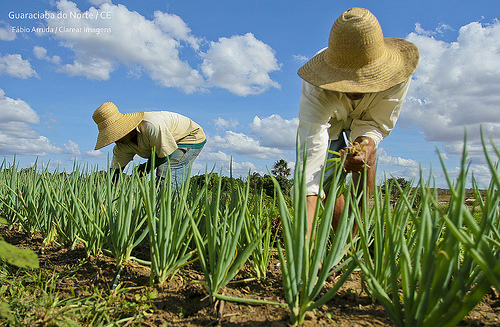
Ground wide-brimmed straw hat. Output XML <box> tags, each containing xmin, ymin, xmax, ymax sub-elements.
<box><xmin>298</xmin><ymin>7</ymin><xmax>419</xmax><ymax>93</ymax></box>
<box><xmin>92</xmin><ymin>102</ymin><xmax>144</xmax><ymax>150</ymax></box>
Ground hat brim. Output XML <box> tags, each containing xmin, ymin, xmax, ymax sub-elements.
<box><xmin>94</xmin><ymin>112</ymin><xmax>144</xmax><ymax>150</ymax></box>
<box><xmin>298</xmin><ymin>38</ymin><xmax>419</xmax><ymax>93</ymax></box>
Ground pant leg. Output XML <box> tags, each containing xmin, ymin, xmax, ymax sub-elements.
<box><xmin>156</xmin><ymin>147</ymin><xmax>203</xmax><ymax>186</ymax></box>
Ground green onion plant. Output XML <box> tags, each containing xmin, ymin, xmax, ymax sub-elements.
<box><xmin>275</xmin><ymin>140</ymin><xmax>358</xmax><ymax>326</ymax></box>
<box><xmin>355</xmin><ymin>133</ymin><xmax>497</xmax><ymax>327</ymax></box>
<box><xmin>444</xmin><ymin>131</ymin><xmax>500</xmax><ymax>291</ymax></box>
<box><xmin>60</xmin><ymin>167</ymin><xmax>109</xmax><ymax>257</ymax></box>
<box><xmin>137</xmin><ymin>158</ymin><xmax>199</xmax><ymax>286</ymax></box>
<box><xmin>188</xmin><ymin>171</ymin><xmax>266</xmax><ymax>307</ymax></box>
<box><xmin>242</xmin><ymin>189</ymin><xmax>279</xmax><ymax>280</ymax></box>
<box><xmin>104</xmin><ymin>170</ymin><xmax>148</xmax><ymax>270</ymax></box>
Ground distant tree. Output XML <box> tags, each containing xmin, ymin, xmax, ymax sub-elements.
<box><xmin>381</xmin><ymin>177</ymin><xmax>420</xmax><ymax>208</ymax></box>
<box><xmin>271</xmin><ymin>159</ymin><xmax>291</xmax><ymax>179</ymax></box>
<box><xmin>381</xmin><ymin>177</ymin><xmax>410</xmax><ymax>202</ymax></box>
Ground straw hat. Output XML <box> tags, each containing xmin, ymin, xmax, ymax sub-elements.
<box><xmin>92</xmin><ymin>102</ymin><xmax>144</xmax><ymax>150</ymax></box>
<box><xmin>298</xmin><ymin>7</ymin><xmax>419</xmax><ymax>93</ymax></box>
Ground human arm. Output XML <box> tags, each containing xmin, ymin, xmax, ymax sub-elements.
<box><xmin>298</xmin><ymin>81</ymin><xmax>334</xmax><ymax>198</ymax></box>
<box><xmin>340</xmin><ymin>136</ymin><xmax>376</xmax><ymax>174</ymax></box>
<box><xmin>109</xmin><ymin>144</ymin><xmax>134</xmax><ymax>182</ymax></box>
<box><xmin>137</xmin><ymin>154</ymin><xmax>169</xmax><ymax>177</ymax></box>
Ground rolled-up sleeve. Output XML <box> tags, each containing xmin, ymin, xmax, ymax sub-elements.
<box><xmin>111</xmin><ymin>145</ymin><xmax>135</xmax><ymax>169</ymax></box>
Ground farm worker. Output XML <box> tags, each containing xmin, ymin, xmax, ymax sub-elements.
<box><xmin>297</xmin><ymin>8</ymin><xmax>419</xmax><ymax>237</ymax></box>
<box><xmin>92</xmin><ymin>102</ymin><xmax>206</xmax><ymax>183</ymax></box>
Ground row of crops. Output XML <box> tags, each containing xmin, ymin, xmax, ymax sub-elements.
<box><xmin>1</xmin><ymin>134</ymin><xmax>499</xmax><ymax>326</ymax></box>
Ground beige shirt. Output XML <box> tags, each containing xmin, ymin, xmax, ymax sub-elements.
<box><xmin>111</xmin><ymin>111</ymin><xmax>206</xmax><ymax>169</ymax></box>
<box><xmin>298</xmin><ymin>78</ymin><xmax>411</xmax><ymax>196</ymax></box>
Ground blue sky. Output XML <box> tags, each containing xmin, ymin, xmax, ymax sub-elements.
<box><xmin>1</xmin><ymin>0</ymin><xmax>499</xmax><ymax>188</ymax></box>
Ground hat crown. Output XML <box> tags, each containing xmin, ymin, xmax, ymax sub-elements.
<box><xmin>93</xmin><ymin>102</ymin><xmax>122</xmax><ymax>131</ymax></box>
<box><xmin>327</xmin><ymin>8</ymin><xmax>385</xmax><ymax>68</ymax></box>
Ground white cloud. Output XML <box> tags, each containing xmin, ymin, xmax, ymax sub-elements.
<box><xmin>250</xmin><ymin>115</ymin><xmax>298</xmax><ymax>149</ymax></box>
<box><xmin>214</xmin><ymin>117</ymin><xmax>239</xmax><ymax>129</ymax></box>
<box><xmin>64</xmin><ymin>140</ymin><xmax>80</xmax><ymax>154</ymax></box>
<box><xmin>196</xmin><ymin>149</ymin><xmax>260</xmax><ymax>176</ymax></box>
<box><xmin>0</xmin><ymin>54</ymin><xmax>38</xmax><ymax>79</ymax></box>
<box><xmin>377</xmin><ymin>148</ymin><xmax>420</xmax><ymax>168</ymax></box>
<box><xmin>58</xmin><ymin>58</ymin><xmax>115</xmax><ymax>80</ymax></box>
<box><xmin>212</xmin><ymin>131</ymin><xmax>283</xmax><ymax>159</ymax></box>
<box><xmin>293</xmin><ymin>54</ymin><xmax>308</xmax><ymax>64</ymax></box>
<box><xmin>0</xmin><ymin>23</ymin><xmax>16</xmax><ymax>41</ymax></box>
<box><xmin>38</xmin><ymin>1</ymin><xmax>281</xmax><ymax>95</ymax></box>
<box><xmin>469</xmin><ymin>163</ymin><xmax>496</xmax><ymax>189</ymax></box>
<box><xmin>84</xmin><ymin>149</ymin><xmax>103</xmax><ymax>158</ymax></box>
<box><xmin>153</xmin><ymin>11</ymin><xmax>201</xmax><ymax>50</ymax></box>
<box><xmin>0</xmin><ymin>90</ymin><xmax>39</xmax><ymax>124</ymax></box>
<box><xmin>0</xmin><ymin>89</ymin><xmax>61</xmax><ymax>156</ymax></box>
<box><xmin>89</xmin><ymin>0</ymin><xmax>112</xmax><ymax>5</ymax></box>
<box><xmin>414</xmin><ymin>22</ymin><xmax>453</xmax><ymax>36</ymax></box>
<box><xmin>45</xmin><ymin>1</ymin><xmax>204</xmax><ymax>92</ymax></box>
<box><xmin>201</xmin><ymin>33</ymin><xmax>281</xmax><ymax>96</ymax></box>
<box><xmin>403</xmin><ymin>19</ymin><xmax>500</xmax><ymax>159</ymax></box>
<box><xmin>33</xmin><ymin>46</ymin><xmax>62</xmax><ymax>64</ymax></box>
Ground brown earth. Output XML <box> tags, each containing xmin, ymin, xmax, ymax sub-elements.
<box><xmin>1</xmin><ymin>225</ymin><xmax>499</xmax><ymax>327</ymax></box>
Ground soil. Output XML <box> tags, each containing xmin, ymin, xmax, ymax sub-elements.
<box><xmin>2</xmin><ymin>225</ymin><xmax>499</xmax><ymax>327</ymax></box>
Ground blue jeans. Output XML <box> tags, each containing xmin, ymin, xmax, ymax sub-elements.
<box><xmin>156</xmin><ymin>147</ymin><xmax>203</xmax><ymax>185</ymax></box>
<box><xmin>323</xmin><ymin>130</ymin><xmax>350</xmax><ymax>191</ymax></box>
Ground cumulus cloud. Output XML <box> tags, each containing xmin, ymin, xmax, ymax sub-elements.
<box><xmin>214</xmin><ymin>117</ymin><xmax>239</xmax><ymax>129</ymax></box>
<box><xmin>377</xmin><ymin>148</ymin><xmax>420</xmax><ymax>168</ymax></box>
<box><xmin>33</xmin><ymin>46</ymin><xmax>62</xmax><ymax>64</ymax></box>
<box><xmin>84</xmin><ymin>149</ymin><xmax>103</xmax><ymax>158</ymax></box>
<box><xmin>64</xmin><ymin>140</ymin><xmax>80</xmax><ymax>154</ymax></box>
<box><xmin>0</xmin><ymin>22</ymin><xmax>16</xmax><ymax>41</ymax></box>
<box><xmin>203</xmin><ymin>114</ymin><xmax>296</xmax><ymax>176</ymax></box>
<box><xmin>44</xmin><ymin>0</ymin><xmax>204</xmax><ymax>91</ymax></box>
<box><xmin>201</xmin><ymin>33</ymin><xmax>281</xmax><ymax>96</ymax></box>
<box><xmin>198</xmin><ymin>149</ymin><xmax>258</xmax><ymax>173</ymax></box>
<box><xmin>403</xmin><ymin>19</ymin><xmax>500</xmax><ymax>159</ymax></box>
<box><xmin>41</xmin><ymin>1</ymin><xmax>280</xmax><ymax>95</ymax></box>
<box><xmin>0</xmin><ymin>54</ymin><xmax>38</xmax><ymax>79</ymax></box>
<box><xmin>212</xmin><ymin>131</ymin><xmax>284</xmax><ymax>159</ymax></box>
<box><xmin>293</xmin><ymin>54</ymin><xmax>308</xmax><ymax>65</ymax></box>
<box><xmin>0</xmin><ymin>89</ymin><xmax>61</xmax><ymax>156</ymax></box>
<box><xmin>250</xmin><ymin>115</ymin><xmax>298</xmax><ymax>149</ymax></box>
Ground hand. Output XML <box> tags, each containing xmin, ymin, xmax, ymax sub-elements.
<box><xmin>339</xmin><ymin>137</ymin><xmax>375</xmax><ymax>174</ymax></box>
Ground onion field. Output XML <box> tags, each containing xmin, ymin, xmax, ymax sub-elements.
<box><xmin>0</xmin><ymin>135</ymin><xmax>499</xmax><ymax>326</ymax></box>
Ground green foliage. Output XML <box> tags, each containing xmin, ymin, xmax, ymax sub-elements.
<box><xmin>0</xmin><ymin>130</ymin><xmax>499</xmax><ymax>325</ymax></box>
<box><xmin>271</xmin><ymin>159</ymin><xmax>292</xmax><ymax>178</ymax></box>
<box><xmin>243</xmin><ymin>190</ymin><xmax>279</xmax><ymax>280</ymax></box>
<box><xmin>188</xmin><ymin>171</ymin><xmax>263</xmax><ymax>305</ymax></box>
<box><xmin>0</xmin><ymin>265</ymin><xmax>154</xmax><ymax>326</ymax></box>
<box><xmin>275</xmin><ymin>140</ymin><xmax>357</xmax><ymax>326</ymax></box>
<box><xmin>355</xmin><ymin>132</ymin><xmax>499</xmax><ymax>327</ymax></box>
<box><xmin>0</xmin><ymin>237</ymin><xmax>39</xmax><ymax>269</ymax></box>
<box><xmin>0</xmin><ymin>217</ymin><xmax>39</xmax><ymax>324</ymax></box>
<box><xmin>381</xmin><ymin>177</ymin><xmax>410</xmax><ymax>200</ymax></box>
<box><xmin>137</xmin><ymin>160</ymin><xmax>199</xmax><ymax>285</ymax></box>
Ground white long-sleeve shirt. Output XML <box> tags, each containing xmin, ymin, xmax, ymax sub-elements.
<box><xmin>111</xmin><ymin>111</ymin><xmax>206</xmax><ymax>169</ymax></box>
<box><xmin>298</xmin><ymin>78</ymin><xmax>411</xmax><ymax>196</ymax></box>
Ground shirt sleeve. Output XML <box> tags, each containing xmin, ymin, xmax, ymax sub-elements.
<box><xmin>110</xmin><ymin>144</ymin><xmax>135</xmax><ymax>169</ymax></box>
<box><xmin>350</xmin><ymin>78</ymin><xmax>411</xmax><ymax>146</ymax></box>
<box><xmin>298</xmin><ymin>81</ymin><xmax>332</xmax><ymax>197</ymax></box>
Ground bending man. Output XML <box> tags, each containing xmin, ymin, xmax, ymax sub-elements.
<box><xmin>92</xmin><ymin>102</ymin><xmax>206</xmax><ymax>183</ymax></box>
<box><xmin>297</xmin><ymin>8</ymin><xmax>419</xmax><ymax>236</ymax></box>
